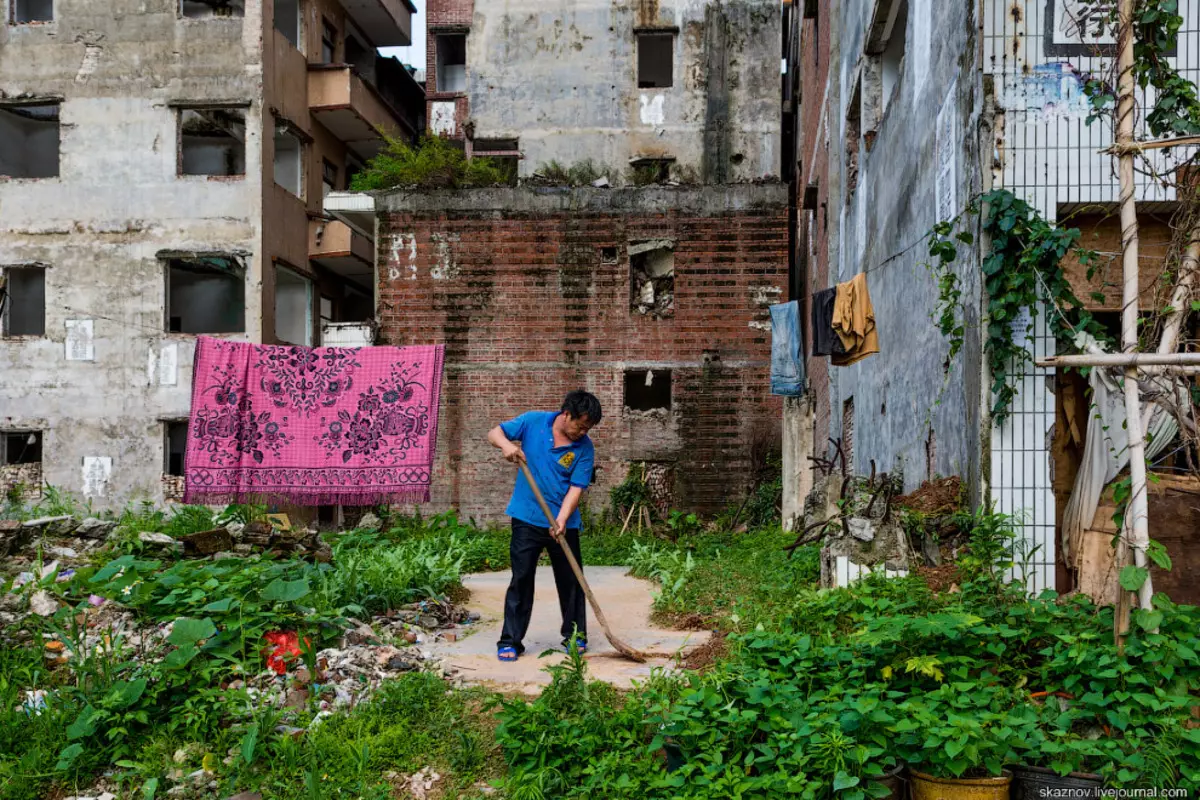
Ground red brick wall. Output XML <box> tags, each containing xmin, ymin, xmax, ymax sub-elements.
<box><xmin>798</xmin><ymin>6</ymin><xmax>833</xmax><ymax>454</ymax></box>
<box><xmin>377</xmin><ymin>193</ymin><xmax>788</xmax><ymax>523</ymax></box>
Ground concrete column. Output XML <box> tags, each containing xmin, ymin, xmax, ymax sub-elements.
<box><xmin>781</xmin><ymin>393</ymin><xmax>815</xmax><ymax>530</ymax></box>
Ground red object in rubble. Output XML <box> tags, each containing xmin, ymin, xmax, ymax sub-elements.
<box><xmin>262</xmin><ymin>631</ymin><xmax>309</xmax><ymax>675</ymax></box>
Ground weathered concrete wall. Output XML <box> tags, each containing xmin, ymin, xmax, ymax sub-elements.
<box><xmin>375</xmin><ymin>185</ymin><xmax>788</xmax><ymax>522</ymax></box>
<box><xmin>428</xmin><ymin>0</ymin><xmax>781</xmax><ymax>184</ymax></box>
<box><xmin>808</xmin><ymin>0</ymin><xmax>984</xmax><ymax>491</ymax></box>
<box><xmin>0</xmin><ymin>0</ymin><xmax>265</xmax><ymax>509</ymax></box>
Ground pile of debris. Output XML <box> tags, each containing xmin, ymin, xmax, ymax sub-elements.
<box><xmin>629</xmin><ymin>240</ymin><xmax>676</xmax><ymax>319</ymax></box>
<box><xmin>785</xmin><ymin>445</ymin><xmax>909</xmax><ymax>588</ymax></box>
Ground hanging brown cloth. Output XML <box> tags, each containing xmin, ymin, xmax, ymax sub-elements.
<box><xmin>831</xmin><ymin>272</ymin><xmax>880</xmax><ymax>366</ymax></box>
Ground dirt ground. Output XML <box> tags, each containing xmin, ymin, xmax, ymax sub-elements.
<box><xmin>428</xmin><ymin>566</ymin><xmax>710</xmax><ymax>694</ymax></box>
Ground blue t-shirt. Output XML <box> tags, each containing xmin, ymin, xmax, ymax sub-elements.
<box><xmin>500</xmin><ymin>411</ymin><xmax>595</xmax><ymax>530</ymax></box>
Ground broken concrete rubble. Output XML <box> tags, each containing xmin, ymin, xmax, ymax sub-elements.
<box><xmin>180</xmin><ymin>527</ymin><xmax>233</xmax><ymax>556</ymax></box>
<box><xmin>75</xmin><ymin>517</ymin><xmax>117</xmax><ymax>540</ymax></box>
<box><xmin>798</xmin><ymin>473</ymin><xmax>911</xmax><ymax>589</ymax></box>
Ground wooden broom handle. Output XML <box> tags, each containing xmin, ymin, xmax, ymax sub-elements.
<box><xmin>516</xmin><ymin>459</ymin><xmax>614</xmax><ymax>633</ymax></box>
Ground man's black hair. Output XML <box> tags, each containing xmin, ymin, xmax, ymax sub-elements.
<box><xmin>561</xmin><ymin>390</ymin><xmax>602</xmax><ymax>425</ymax></box>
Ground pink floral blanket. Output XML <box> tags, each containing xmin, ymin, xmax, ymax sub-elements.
<box><xmin>184</xmin><ymin>337</ymin><xmax>444</xmax><ymax>506</ymax></box>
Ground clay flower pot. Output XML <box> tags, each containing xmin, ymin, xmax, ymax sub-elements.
<box><xmin>910</xmin><ymin>769</ymin><xmax>1012</xmax><ymax>800</ymax></box>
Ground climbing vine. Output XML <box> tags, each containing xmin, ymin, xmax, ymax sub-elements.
<box><xmin>1083</xmin><ymin>0</ymin><xmax>1200</xmax><ymax>137</ymax></box>
<box><xmin>927</xmin><ymin>190</ymin><xmax>1108</xmax><ymax>423</ymax></box>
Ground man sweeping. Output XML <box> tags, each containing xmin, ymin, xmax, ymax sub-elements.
<box><xmin>487</xmin><ymin>390</ymin><xmax>601</xmax><ymax>662</ymax></box>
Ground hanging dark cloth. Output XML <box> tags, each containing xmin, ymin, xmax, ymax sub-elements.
<box><xmin>811</xmin><ymin>287</ymin><xmax>847</xmax><ymax>358</ymax></box>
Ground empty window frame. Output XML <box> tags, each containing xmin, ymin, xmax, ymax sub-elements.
<box><xmin>2</xmin><ymin>431</ymin><xmax>42</xmax><ymax>465</ymax></box>
<box><xmin>629</xmin><ymin>240</ymin><xmax>675</xmax><ymax>319</ymax></box>
<box><xmin>274</xmin><ymin>0</ymin><xmax>301</xmax><ymax>50</ymax></box>
<box><xmin>637</xmin><ymin>33</ymin><xmax>674</xmax><ymax>88</ymax></box>
<box><xmin>624</xmin><ymin>369</ymin><xmax>672</xmax><ymax>411</ymax></box>
<box><xmin>273</xmin><ymin>126</ymin><xmax>303</xmax><ymax>197</ymax></box>
<box><xmin>275</xmin><ymin>264</ymin><xmax>313</xmax><ymax>346</ymax></box>
<box><xmin>0</xmin><ymin>103</ymin><xmax>60</xmax><ymax>179</ymax></box>
<box><xmin>180</xmin><ymin>0</ymin><xmax>244</xmax><ymax>18</ymax></box>
<box><xmin>881</xmin><ymin>0</ymin><xmax>908</xmax><ymax>110</ymax></box>
<box><xmin>472</xmin><ymin>138</ymin><xmax>520</xmax><ymax>185</ymax></box>
<box><xmin>1</xmin><ymin>265</ymin><xmax>46</xmax><ymax>337</ymax></box>
<box><xmin>629</xmin><ymin>156</ymin><xmax>673</xmax><ymax>185</ymax></box>
<box><xmin>322</xmin><ymin>158</ymin><xmax>339</xmax><ymax>197</ymax></box>
<box><xmin>164</xmin><ymin>255</ymin><xmax>246</xmax><ymax>333</ymax></box>
<box><xmin>321</xmin><ymin>18</ymin><xmax>338</xmax><ymax>63</ymax></box>
<box><xmin>845</xmin><ymin>76</ymin><xmax>862</xmax><ymax>199</ymax></box>
<box><xmin>179</xmin><ymin>108</ymin><xmax>246</xmax><ymax>176</ymax></box>
<box><xmin>164</xmin><ymin>421</ymin><xmax>188</xmax><ymax>476</ymax></box>
<box><xmin>344</xmin><ymin>153</ymin><xmax>365</xmax><ymax>191</ymax></box>
<box><xmin>342</xmin><ymin>284</ymin><xmax>372</xmax><ymax>322</ymax></box>
<box><xmin>436</xmin><ymin>34</ymin><xmax>467</xmax><ymax>93</ymax></box>
<box><xmin>11</xmin><ymin>0</ymin><xmax>52</xmax><ymax>23</ymax></box>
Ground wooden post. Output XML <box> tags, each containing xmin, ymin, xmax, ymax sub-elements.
<box><xmin>1115</xmin><ymin>0</ymin><xmax>1156</xmax><ymax>616</ymax></box>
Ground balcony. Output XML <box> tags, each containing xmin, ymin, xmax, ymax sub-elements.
<box><xmin>309</xmin><ymin>65</ymin><xmax>413</xmax><ymax>160</ymax></box>
<box><xmin>310</xmin><ymin>217</ymin><xmax>373</xmax><ymax>288</ymax></box>
<box><xmin>340</xmin><ymin>0</ymin><xmax>414</xmax><ymax>48</ymax></box>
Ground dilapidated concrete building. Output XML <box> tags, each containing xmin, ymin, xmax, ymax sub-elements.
<box><xmin>329</xmin><ymin>0</ymin><xmax>788</xmax><ymax>521</ymax></box>
<box><xmin>787</xmin><ymin>0</ymin><xmax>1200</xmax><ymax>596</ymax></box>
<box><xmin>0</xmin><ymin>0</ymin><xmax>421</xmax><ymax>509</ymax></box>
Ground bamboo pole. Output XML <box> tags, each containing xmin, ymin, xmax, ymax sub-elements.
<box><xmin>1035</xmin><ymin>352</ymin><xmax>1200</xmax><ymax>367</ymax></box>
<box><xmin>1156</xmin><ymin>231</ymin><xmax>1200</xmax><ymax>356</ymax></box>
<box><xmin>1115</xmin><ymin>0</ymin><xmax>1156</xmax><ymax>614</ymax></box>
<box><xmin>1102</xmin><ymin>133</ymin><xmax>1200</xmax><ymax>153</ymax></box>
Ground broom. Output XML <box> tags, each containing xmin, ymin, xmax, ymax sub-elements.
<box><xmin>516</xmin><ymin>460</ymin><xmax>647</xmax><ymax>663</ymax></box>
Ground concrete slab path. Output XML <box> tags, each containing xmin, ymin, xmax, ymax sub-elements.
<box><xmin>429</xmin><ymin>566</ymin><xmax>709</xmax><ymax>694</ymax></box>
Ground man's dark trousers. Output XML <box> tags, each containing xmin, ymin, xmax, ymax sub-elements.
<box><xmin>497</xmin><ymin>519</ymin><xmax>587</xmax><ymax>654</ymax></box>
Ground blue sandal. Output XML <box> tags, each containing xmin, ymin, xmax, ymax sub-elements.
<box><xmin>497</xmin><ymin>646</ymin><xmax>519</xmax><ymax>662</ymax></box>
<box><xmin>562</xmin><ymin>637</ymin><xmax>588</xmax><ymax>654</ymax></box>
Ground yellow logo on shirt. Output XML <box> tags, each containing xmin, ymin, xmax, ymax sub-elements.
<box><xmin>558</xmin><ymin>452</ymin><xmax>576</xmax><ymax>468</ymax></box>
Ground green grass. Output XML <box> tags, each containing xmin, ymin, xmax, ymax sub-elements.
<box><xmin>237</xmin><ymin>674</ymin><xmax>503</xmax><ymax>799</ymax></box>
<box><xmin>628</xmin><ymin>528</ymin><xmax>820</xmax><ymax>630</ymax></box>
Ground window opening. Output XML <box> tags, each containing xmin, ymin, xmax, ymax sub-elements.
<box><xmin>165</xmin><ymin>422</ymin><xmax>188</xmax><ymax>476</ymax></box>
<box><xmin>881</xmin><ymin>0</ymin><xmax>908</xmax><ymax>110</ymax></box>
<box><xmin>624</xmin><ymin>369</ymin><xmax>672</xmax><ymax>411</ymax></box>
<box><xmin>436</xmin><ymin>34</ymin><xmax>467</xmax><ymax>93</ymax></box>
<box><xmin>322</xmin><ymin>158</ymin><xmax>339</xmax><ymax>197</ymax></box>
<box><xmin>180</xmin><ymin>108</ymin><xmax>246</xmax><ymax>176</ymax></box>
<box><xmin>1</xmin><ymin>266</ymin><xmax>46</xmax><ymax>337</ymax></box>
<box><xmin>274</xmin><ymin>0</ymin><xmax>301</xmax><ymax>50</ymax></box>
<box><xmin>12</xmin><ymin>0</ymin><xmax>52</xmax><ymax>23</ymax></box>
<box><xmin>181</xmin><ymin>0</ymin><xmax>244</xmax><ymax>18</ymax></box>
<box><xmin>2</xmin><ymin>431</ymin><xmax>42</xmax><ymax>465</ymax></box>
<box><xmin>0</xmin><ymin>103</ymin><xmax>60</xmax><ymax>179</ymax></box>
<box><xmin>321</xmin><ymin>18</ymin><xmax>337</xmax><ymax>63</ymax></box>
<box><xmin>274</xmin><ymin>126</ymin><xmax>303</xmax><ymax>197</ymax></box>
<box><xmin>629</xmin><ymin>240</ymin><xmax>675</xmax><ymax>319</ymax></box>
<box><xmin>275</xmin><ymin>265</ymin><xmax>313</xmax><ymax>346</ymax></box>
<box><xmin>637</xmin><ymin>34</ymin><xmax>674</xmax><ymax>88</ymax></box>
<box><xmin>164</xmin><ymin>255</ymin><xmax>245</xmax><ymax>333</ymax></box>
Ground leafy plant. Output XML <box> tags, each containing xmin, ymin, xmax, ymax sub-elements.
<box><xmin>664</xmin><ymin>510</ymin><xmax>701</xmax><ymax>542</ymax></box>
<box><xmin>214</xmin><ymin>503</ymin><xmax>269</xmax><ymax>527</ymax></box>
<box><xmin>926</xmin><ymin>190</ymin><xmax>1108</xmax><ymax>422</ymax></box>
<box><xmin>349</xmin><ymin>134</ymin><xmax>515</xmax><ymax>192</ymax></box>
